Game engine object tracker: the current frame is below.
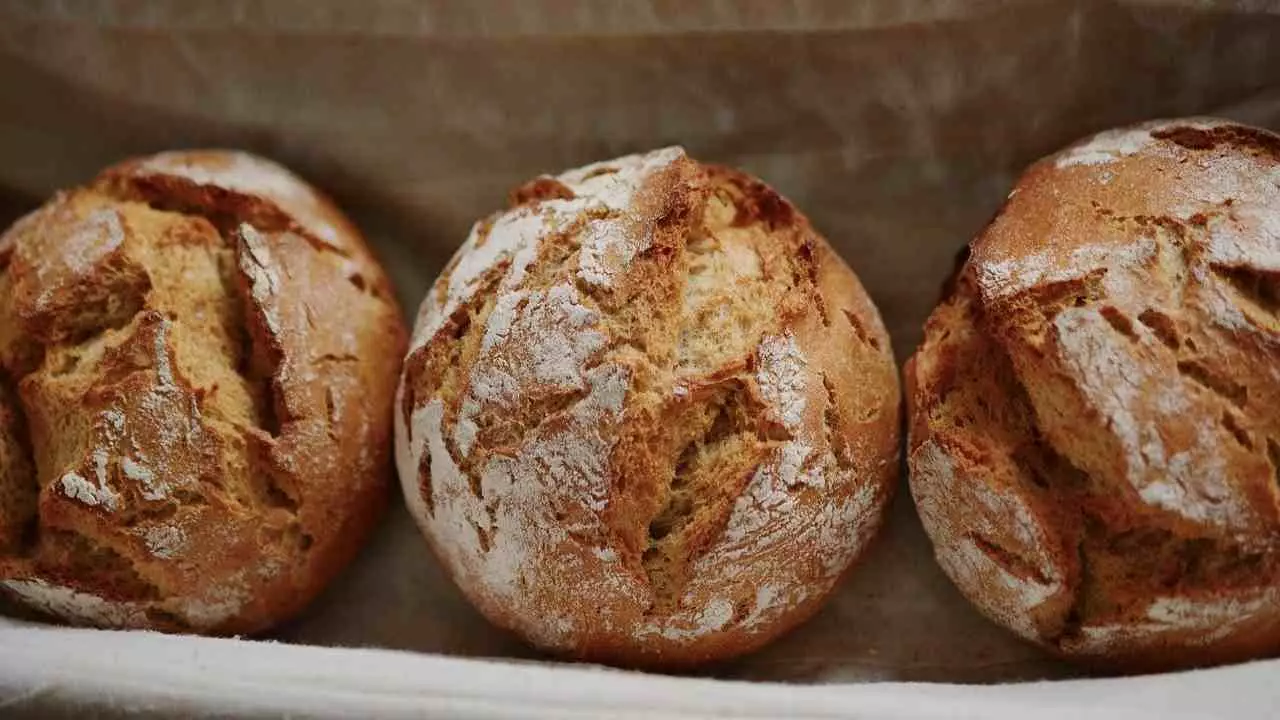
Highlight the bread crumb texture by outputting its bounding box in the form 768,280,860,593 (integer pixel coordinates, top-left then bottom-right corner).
396,148,900,667
908,119,1280,671
0,151,406,635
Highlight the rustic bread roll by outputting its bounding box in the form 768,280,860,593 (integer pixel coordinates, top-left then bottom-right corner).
396,147,900,667
0,151,406,634
907,118,1280,671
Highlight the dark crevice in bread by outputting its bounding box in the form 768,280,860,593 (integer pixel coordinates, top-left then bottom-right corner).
968,533,1051,586
342,269,393,303
404,305,473,432
1151,125,1280,158
640,383,761,615
262,478,300,512
121,498,185,527
1222,410,1254,451
1137,308,1180,350
1267,438,1280,496
417,455,435,517
1070,518,1273,624
713,166,797,231
95,175,353,260
36,275,153,349
509,176,576,206
1099,305,1137,339
639,169,820,616
144,606,190,631
234,309,281,439
841,308,881,351
1215,264,1280,321
0,370,38,557
218,239,280,441
1176,358,1249,408
821,374,855,470
645,389,750,544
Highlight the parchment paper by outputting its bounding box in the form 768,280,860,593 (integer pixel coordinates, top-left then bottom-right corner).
0,0,1277,687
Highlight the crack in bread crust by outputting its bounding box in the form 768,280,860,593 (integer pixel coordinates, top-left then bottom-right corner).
0,151,406,636
909,118,1280,672
395,149,900,668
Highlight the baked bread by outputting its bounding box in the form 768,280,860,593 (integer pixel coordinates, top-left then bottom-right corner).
396,147,900,667
907,118,1280,671
0,150,406,635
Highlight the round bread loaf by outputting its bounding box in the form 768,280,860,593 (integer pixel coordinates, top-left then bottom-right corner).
396,147,900,667
907,119,1280,671
0,151,406,634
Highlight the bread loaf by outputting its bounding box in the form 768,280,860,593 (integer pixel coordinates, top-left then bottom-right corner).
396,147,900,667
0,151,406,635
907,119,1280,670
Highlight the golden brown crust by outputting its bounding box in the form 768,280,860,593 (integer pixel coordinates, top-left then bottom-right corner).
908,118,1280,672
396,148,900,668
0,150,406,635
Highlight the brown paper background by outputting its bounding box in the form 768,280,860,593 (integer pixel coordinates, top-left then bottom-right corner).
0,0,1277,683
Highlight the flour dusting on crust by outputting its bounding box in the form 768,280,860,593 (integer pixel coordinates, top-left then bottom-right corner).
237,225,283,336
755,333,807,428
140,524,187,560
1053,307,1248,531
404,363,639,650
1070,588,1280,655
30,208,125,312
411,147,686,351
1,579,143,626
564,146,684,288
1055,127,1156,169
643,331,885,639
138,151,344,247
911,440,1063,642
978,238,1157,299
59,470,121,511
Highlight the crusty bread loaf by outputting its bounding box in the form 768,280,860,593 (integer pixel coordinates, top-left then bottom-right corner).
0,151,406,635
907,118,1280,671
396,147,900,667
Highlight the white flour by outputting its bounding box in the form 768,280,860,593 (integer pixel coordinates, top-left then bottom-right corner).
139,151,343,248
1,579,142,627
1072,588,1279,654
978,238,1156,299
911,440,1062,642
32,207,125,310
755,333,807,429
1052,307,1247,531
412,147,686,352
567,146,684,288
456,282,607,459
141,524,186,560
1054,127,1156,169
59,470,121,511
237,225,283,336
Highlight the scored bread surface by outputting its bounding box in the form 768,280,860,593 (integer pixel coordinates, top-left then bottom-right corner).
907,119,1280,670
396,147,900,666
0,151,406,634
